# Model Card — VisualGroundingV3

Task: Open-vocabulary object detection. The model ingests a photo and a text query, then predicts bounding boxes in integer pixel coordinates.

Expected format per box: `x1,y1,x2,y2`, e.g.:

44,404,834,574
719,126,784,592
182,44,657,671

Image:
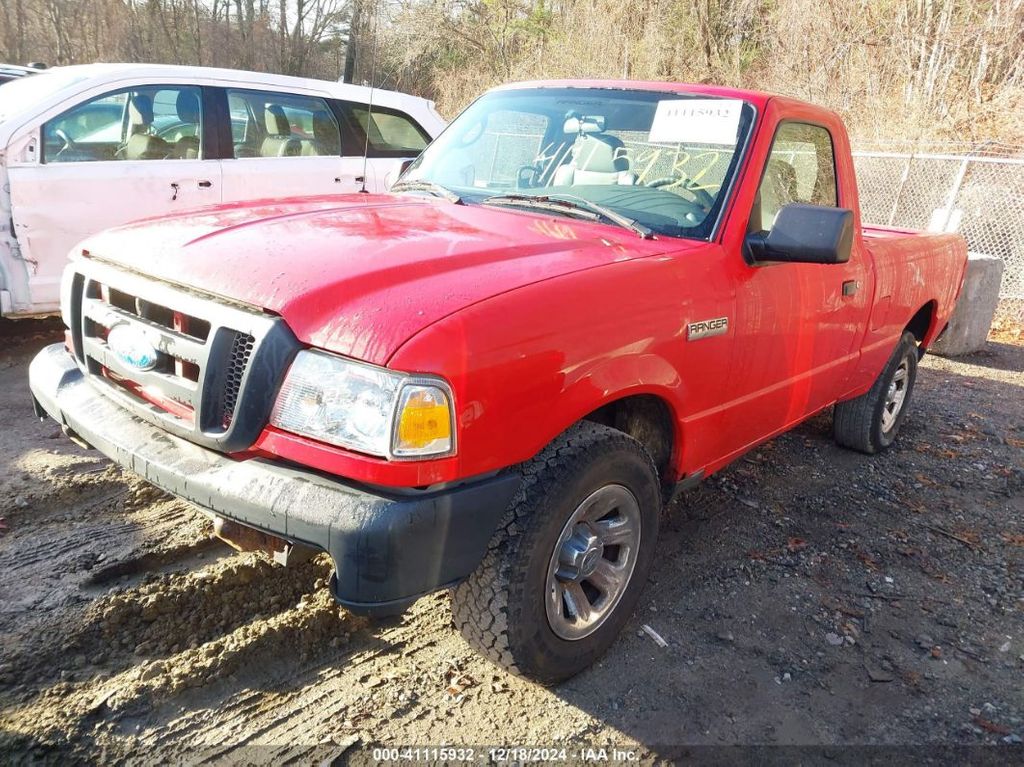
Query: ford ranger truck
29,81,968,684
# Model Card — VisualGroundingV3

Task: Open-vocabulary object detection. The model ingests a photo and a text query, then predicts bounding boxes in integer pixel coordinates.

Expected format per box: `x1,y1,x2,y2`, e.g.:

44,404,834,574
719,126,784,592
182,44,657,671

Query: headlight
270,350,455,459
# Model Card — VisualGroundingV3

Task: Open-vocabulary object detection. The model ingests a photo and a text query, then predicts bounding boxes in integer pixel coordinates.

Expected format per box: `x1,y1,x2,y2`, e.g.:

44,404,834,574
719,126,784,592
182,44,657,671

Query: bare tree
0,0,1021,143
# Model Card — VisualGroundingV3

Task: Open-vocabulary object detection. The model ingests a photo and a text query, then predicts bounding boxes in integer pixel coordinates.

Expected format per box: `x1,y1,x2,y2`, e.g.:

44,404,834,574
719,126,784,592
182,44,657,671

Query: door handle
170,182,179,201
198,180,213,188
842,280,858,297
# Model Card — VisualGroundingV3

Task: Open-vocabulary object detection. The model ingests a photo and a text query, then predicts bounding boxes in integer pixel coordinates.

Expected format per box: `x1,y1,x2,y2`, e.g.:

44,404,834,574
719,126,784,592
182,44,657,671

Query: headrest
129,94,154,126
176,90,200,123
265,105,290,135
572,133,628,173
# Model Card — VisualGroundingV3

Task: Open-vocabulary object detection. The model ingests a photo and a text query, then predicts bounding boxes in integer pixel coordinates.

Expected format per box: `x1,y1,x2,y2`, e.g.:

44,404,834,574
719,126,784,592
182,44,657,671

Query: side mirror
746,203,854,265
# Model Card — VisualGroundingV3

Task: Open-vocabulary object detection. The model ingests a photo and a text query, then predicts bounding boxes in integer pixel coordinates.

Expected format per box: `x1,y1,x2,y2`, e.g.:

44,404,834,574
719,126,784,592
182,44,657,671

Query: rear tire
834,331,919,454
451,422,660,685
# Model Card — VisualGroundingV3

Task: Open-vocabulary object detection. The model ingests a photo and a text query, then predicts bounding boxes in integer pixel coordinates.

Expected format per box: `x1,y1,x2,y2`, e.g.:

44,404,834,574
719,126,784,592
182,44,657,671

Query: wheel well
905,301,937,355
583,395,674,482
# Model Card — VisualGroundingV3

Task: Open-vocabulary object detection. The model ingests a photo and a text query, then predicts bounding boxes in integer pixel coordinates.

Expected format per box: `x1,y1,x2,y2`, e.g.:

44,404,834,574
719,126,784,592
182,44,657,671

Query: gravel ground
0,319,1021,762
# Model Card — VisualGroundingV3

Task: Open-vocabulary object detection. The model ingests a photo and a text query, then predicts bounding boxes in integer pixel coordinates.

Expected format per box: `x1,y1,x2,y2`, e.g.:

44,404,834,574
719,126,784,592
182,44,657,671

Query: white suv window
349,105,430,154
226,89,341,159
43,86,204,163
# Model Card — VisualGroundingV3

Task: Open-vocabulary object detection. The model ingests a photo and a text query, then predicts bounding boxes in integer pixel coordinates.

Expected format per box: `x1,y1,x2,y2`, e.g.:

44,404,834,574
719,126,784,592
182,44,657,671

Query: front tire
451,422,661,685
834,331,919,454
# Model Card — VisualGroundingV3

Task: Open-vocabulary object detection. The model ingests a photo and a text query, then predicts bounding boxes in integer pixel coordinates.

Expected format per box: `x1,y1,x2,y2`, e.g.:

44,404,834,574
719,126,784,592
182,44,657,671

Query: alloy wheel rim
881,359,910,433
545,484,642,641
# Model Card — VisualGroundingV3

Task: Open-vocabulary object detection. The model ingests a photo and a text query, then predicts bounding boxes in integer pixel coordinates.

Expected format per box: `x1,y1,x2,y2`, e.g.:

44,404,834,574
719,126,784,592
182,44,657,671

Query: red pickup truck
30,81,967,683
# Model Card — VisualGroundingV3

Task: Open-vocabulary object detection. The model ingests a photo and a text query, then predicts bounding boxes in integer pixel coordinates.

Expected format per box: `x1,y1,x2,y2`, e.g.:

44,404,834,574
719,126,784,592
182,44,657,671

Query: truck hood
80,194,679,365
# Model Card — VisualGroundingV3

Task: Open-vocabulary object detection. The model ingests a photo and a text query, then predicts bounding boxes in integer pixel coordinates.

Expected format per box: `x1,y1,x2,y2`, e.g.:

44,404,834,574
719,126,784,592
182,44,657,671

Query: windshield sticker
531,140,728,194
648,99,743,145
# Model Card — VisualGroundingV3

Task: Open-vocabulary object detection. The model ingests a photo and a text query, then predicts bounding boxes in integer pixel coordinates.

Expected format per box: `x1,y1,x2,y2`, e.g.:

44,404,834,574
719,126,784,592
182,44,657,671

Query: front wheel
834,331,919,454
451,422,660,685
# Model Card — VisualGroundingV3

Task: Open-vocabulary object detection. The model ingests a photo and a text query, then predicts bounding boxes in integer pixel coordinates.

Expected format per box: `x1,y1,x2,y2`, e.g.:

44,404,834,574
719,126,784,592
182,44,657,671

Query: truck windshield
402,87,755,239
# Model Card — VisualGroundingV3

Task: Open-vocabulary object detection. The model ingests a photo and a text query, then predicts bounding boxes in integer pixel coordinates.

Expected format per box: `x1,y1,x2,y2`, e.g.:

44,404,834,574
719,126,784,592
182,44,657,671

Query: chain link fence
852,145,1024,321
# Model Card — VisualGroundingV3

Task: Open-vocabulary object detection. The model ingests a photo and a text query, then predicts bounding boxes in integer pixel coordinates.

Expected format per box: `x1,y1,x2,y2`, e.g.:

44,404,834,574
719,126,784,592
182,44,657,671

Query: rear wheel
451,422,660,684
834,331,919,454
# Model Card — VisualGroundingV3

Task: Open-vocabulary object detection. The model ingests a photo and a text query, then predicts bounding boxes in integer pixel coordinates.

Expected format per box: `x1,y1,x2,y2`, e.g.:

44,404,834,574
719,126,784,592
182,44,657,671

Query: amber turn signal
394,385,454,457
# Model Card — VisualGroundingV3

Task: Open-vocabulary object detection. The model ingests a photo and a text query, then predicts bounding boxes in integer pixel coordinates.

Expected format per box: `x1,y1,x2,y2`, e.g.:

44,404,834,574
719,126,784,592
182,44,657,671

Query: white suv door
218,88,369,201
6,84,221,312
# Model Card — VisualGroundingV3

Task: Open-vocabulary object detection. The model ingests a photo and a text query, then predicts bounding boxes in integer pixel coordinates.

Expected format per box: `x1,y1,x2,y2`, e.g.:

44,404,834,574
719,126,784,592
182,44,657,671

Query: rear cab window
226,89,342,159
459,110,551,187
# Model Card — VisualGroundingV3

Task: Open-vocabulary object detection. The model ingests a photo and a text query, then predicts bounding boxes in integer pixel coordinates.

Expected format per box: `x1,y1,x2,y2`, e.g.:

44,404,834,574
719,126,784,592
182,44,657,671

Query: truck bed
847,223,967,397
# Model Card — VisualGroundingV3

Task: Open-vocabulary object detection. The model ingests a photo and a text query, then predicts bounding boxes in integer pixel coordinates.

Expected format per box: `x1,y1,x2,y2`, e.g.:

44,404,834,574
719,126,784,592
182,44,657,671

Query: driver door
6,84,221,313
720,121,870,452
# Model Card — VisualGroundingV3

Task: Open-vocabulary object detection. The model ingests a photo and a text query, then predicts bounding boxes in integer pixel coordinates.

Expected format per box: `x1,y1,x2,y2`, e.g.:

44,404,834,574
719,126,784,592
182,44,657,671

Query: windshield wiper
482,193,653,239
390,179,462,204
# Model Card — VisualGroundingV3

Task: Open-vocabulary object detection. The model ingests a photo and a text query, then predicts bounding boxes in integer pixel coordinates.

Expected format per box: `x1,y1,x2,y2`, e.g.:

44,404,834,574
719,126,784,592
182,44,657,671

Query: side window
752,122,837,231
43,86,203,163
348,105,430,154
225,89,341,159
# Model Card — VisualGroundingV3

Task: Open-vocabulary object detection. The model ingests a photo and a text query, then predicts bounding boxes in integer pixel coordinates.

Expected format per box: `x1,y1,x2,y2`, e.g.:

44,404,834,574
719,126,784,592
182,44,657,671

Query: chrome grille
68,260,298,453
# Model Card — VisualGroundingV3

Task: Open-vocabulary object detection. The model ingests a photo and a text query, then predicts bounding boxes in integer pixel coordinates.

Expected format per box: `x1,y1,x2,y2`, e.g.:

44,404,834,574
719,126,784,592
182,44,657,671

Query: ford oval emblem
107,324,159,372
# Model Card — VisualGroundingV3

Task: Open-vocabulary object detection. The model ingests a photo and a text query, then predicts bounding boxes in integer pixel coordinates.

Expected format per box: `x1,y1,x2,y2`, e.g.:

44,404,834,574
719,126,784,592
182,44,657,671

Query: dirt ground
0,319,1021,763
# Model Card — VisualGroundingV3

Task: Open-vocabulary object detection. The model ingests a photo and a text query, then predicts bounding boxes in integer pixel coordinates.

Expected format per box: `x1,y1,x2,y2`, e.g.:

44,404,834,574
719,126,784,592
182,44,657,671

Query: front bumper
29,343,520,615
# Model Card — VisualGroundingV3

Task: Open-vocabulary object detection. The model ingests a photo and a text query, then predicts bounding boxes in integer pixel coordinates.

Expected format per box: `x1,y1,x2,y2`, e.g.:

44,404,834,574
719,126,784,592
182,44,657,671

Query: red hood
79,194,681,366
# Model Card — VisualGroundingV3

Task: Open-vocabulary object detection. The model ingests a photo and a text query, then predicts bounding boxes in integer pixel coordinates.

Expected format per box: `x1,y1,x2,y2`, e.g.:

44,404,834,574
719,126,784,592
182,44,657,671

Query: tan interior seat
122,94,170,160
301,110,341,156
174,90,201,159
260,105,300,158
552,133,635,186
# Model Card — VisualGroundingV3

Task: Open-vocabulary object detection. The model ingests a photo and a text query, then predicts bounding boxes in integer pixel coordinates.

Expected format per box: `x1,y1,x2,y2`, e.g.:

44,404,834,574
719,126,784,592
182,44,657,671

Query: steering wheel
52,128,78,159
645,175,715,211
646,176,683,188
157,122,186,140
516,164,541,189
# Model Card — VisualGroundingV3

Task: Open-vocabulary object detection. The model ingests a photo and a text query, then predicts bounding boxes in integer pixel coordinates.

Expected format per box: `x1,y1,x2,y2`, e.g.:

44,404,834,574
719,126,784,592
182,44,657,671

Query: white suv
0,63,446,317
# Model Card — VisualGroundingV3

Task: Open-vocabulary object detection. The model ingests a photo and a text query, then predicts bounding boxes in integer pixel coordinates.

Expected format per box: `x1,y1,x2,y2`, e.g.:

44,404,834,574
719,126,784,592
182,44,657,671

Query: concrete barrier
931,252,1005,357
